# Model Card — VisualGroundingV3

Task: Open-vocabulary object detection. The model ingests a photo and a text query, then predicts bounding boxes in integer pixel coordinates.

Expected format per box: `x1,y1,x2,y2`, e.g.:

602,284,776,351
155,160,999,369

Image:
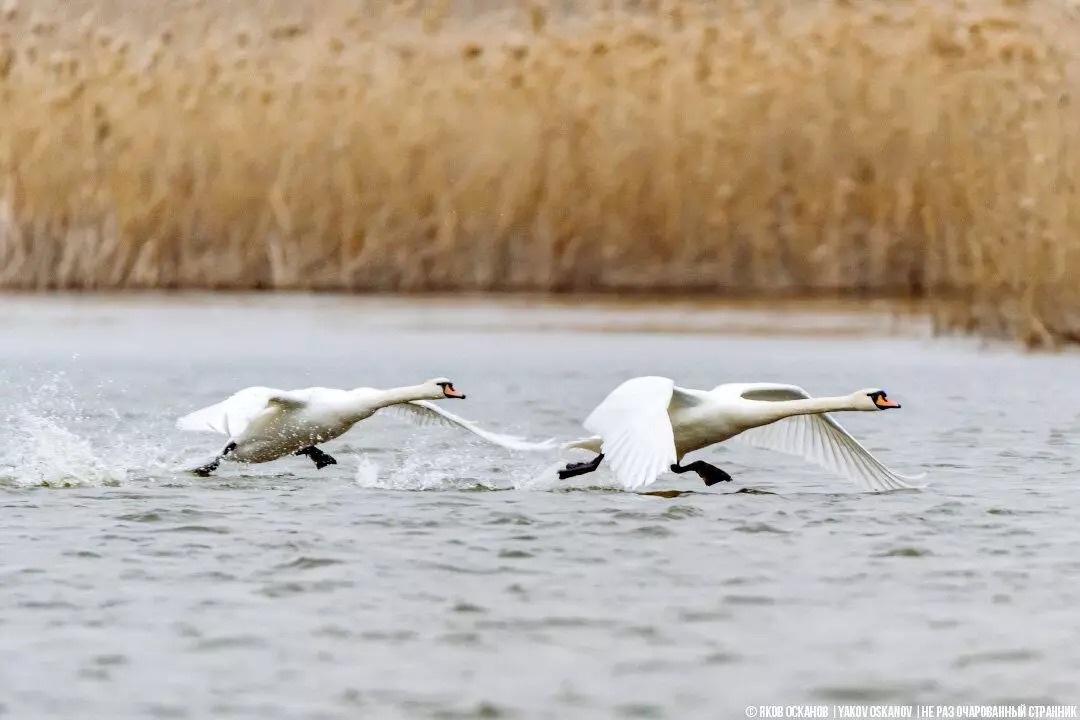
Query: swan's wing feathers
583,376,676,434
387,401,558,452
176,386,305,438
583,376,678,491
730,413,926,492
600,411,677,491
267,391,309,410
715,383,813,402
669,387,708,411
719,382,925,491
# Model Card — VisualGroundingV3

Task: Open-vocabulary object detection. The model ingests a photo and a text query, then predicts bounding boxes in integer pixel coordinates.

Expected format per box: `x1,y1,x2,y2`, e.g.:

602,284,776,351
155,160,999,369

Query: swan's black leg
670,460,733,487
558,453,605,480
296,445,338,470
192,441,237,477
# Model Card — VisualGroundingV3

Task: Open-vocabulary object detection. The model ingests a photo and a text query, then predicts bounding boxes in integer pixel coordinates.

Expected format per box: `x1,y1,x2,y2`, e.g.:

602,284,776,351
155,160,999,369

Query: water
2,294,1079,719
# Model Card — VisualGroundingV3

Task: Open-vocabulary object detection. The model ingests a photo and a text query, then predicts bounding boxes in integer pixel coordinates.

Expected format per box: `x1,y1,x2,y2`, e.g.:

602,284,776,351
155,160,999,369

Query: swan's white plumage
175,386,310,438
568,377,923,493
175,378,553,472
582,376,678,491
386,400,558,452
722,384,927,492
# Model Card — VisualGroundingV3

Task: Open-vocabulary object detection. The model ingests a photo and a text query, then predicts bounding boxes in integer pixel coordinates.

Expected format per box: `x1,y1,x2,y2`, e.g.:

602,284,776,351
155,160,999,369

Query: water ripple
3,298,1080,718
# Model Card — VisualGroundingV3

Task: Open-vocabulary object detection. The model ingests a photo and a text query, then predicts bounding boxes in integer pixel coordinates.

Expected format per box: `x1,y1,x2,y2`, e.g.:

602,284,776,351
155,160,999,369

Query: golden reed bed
0,0,1078,346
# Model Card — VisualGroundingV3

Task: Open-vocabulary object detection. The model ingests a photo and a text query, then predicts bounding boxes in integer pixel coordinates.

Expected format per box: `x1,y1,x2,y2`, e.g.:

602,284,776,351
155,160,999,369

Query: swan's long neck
755,396,858,424
368,384,434,409
339,384,435,425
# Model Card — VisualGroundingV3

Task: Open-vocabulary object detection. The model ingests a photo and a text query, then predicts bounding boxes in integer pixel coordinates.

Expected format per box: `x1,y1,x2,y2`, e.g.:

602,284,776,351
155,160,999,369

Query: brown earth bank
0,0,1078,347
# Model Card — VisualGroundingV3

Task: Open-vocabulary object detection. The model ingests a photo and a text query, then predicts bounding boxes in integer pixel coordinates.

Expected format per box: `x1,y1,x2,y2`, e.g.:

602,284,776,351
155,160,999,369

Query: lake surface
2,294,1079,719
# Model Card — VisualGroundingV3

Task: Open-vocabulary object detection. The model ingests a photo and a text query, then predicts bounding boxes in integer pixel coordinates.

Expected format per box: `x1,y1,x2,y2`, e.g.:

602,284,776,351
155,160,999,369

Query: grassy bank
1,0,1078,346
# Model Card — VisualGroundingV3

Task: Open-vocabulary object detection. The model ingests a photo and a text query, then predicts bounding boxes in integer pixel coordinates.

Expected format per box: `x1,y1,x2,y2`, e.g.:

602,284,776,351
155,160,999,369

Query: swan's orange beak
875,395,900,409
443,384,466,399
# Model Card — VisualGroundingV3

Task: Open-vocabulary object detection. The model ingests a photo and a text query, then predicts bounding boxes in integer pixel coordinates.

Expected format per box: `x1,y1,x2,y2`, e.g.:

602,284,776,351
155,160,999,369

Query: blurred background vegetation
0,0,1078,347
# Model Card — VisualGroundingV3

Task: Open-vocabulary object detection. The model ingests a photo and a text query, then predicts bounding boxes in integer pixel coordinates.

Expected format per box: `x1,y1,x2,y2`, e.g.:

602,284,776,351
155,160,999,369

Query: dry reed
1,0,1079,346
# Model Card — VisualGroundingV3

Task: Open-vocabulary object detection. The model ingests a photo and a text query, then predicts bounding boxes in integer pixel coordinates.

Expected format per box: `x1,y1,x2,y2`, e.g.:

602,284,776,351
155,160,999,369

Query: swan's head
426,377,466,400
855,388,901,411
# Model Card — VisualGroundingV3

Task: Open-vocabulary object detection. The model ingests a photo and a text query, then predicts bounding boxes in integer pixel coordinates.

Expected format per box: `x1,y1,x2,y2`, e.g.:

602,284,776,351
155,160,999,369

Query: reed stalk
1,0,1078,346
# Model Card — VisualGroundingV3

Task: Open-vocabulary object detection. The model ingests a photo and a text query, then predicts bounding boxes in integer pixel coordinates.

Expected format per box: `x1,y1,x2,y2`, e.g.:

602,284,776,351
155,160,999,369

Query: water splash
0,372,156,488
514,459,567,491
1,411,128,488
513,453,628,491
353,454,383,487
352,444,503,491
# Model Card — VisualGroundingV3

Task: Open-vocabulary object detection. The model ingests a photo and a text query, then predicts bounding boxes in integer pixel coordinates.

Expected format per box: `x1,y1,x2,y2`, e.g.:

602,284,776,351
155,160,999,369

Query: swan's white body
176,378,555,469
565,377,925,492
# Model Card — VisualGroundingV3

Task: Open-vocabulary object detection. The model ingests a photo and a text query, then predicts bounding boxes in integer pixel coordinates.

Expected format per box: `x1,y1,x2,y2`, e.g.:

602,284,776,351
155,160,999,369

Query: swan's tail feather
562,435,603,453
176,403,229,434
174,387,280,439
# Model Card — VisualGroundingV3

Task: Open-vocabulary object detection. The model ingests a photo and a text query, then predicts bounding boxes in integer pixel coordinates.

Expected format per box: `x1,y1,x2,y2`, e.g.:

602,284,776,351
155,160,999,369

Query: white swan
556,377,925,492
176,377,556,475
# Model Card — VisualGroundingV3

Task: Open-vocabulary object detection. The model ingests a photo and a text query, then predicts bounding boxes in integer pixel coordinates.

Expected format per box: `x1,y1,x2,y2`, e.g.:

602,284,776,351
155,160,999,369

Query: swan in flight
557,377,925,492
176,377,555,476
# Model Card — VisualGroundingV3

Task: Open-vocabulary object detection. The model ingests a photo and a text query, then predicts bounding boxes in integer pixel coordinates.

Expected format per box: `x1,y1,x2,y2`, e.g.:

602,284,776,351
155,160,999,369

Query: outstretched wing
723,383,926,492
582,376,681,491
385,401,558,452
711,382,813,401
176,386,307,439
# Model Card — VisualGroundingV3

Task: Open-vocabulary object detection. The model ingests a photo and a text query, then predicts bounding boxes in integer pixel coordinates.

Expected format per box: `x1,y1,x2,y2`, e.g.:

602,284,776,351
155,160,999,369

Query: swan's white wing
712,382,813,401
386,401,558,452
725,384,926,492
176,386,308,438
582,376,681,491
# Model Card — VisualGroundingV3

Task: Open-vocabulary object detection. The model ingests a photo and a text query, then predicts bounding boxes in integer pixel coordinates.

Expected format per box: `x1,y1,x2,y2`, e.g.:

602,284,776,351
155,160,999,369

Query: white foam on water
512,451,628,491
1,410,128,488
353,451,500,491
0,372,168,488
513,459,567,491
350,431,510,492
352,454,383,488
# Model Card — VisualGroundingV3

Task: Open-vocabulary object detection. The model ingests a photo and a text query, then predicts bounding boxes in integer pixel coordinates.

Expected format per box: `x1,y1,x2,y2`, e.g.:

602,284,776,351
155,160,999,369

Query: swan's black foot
191,459,219,477
670,460,733,487
558,453,605,480
296,445,338,470
192,442,236,477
